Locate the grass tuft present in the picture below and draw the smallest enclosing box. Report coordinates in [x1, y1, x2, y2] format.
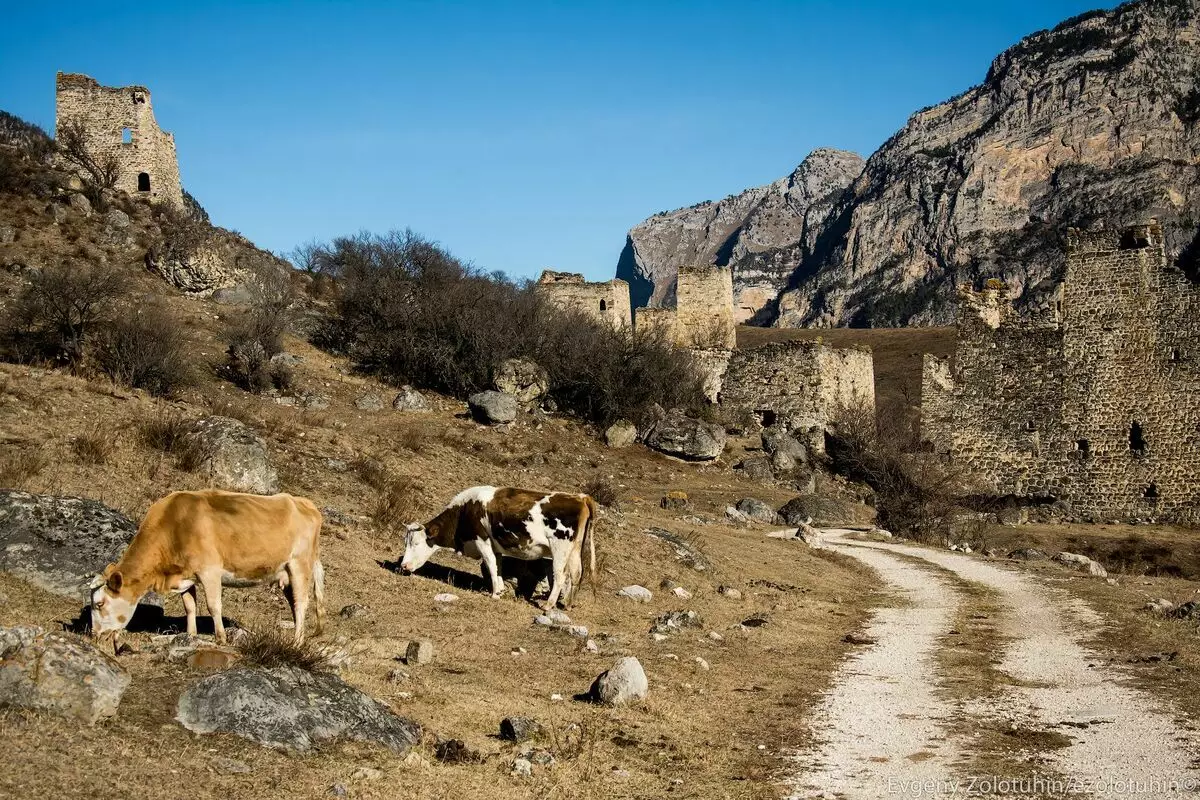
[234, 625, 334, 673]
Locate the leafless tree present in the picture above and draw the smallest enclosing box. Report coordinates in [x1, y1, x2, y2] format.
[56, 119, 120, 206]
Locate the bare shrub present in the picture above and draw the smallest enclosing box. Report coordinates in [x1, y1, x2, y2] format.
[55, 119, 120, 210]
[826, 401, 965, 540]
[71, 426, 117, 465]
[372, 476, 419, 533]
[352, 456, 389, 490]
[4, 261, 129, 366]
[396, 422, 432, 453]
[139, 411, 209, 472]
[0, 447, 48, 488]
[224, 271, 294, 394]
[583, 476, 619, 508]
[95, 306, 191, 397]
[235, 625, 333, 672]
[310, 229, 707, 426]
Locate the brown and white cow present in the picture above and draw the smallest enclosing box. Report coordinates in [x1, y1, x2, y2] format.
[89, 489, 325, 644]
[400, 486, 598, 609]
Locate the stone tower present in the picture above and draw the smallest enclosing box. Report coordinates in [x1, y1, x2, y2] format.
[535, 271, 632, 330]
[55, 72, 184, 208]
[675, 265, 736, 349]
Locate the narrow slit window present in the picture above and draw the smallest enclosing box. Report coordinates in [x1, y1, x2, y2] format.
[600, 299, 607, 311]
[121, 128, 132, 144]
[1129, 421, 1146, 455]
[1076, 439, 1090, 456]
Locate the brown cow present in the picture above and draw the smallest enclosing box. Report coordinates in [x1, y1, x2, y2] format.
[89, 490, 325, 644]
[400, 486, 598, 609]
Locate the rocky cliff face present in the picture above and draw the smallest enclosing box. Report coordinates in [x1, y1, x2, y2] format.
[620, 0, 1200, 328]
[615, 148, 864, 321]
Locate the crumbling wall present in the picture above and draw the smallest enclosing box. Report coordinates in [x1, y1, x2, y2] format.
[920, 223, 1200, 523]
[721, 340, 875, 431]
[633, 307, 678, 340]
[55, 72, 184, 208]
[535, 271, 631, 330]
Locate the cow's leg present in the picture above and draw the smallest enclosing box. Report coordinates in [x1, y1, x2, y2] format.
[198, 571, 227, 644]
[180, 584, 198, 636]
[285, 559, 310, 644]
[564, 544, 584, 607]
[477, 540, 505, 599]
[543, 543, 571, 610]
[312, 560, 326, 636]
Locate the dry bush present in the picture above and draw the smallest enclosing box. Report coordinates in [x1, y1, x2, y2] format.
[224, 272, 294, 394]
[352, 456, 389, 490]
[139, 411, 209, 472]
[583, 476, 619, 508]
[71, 426, 117, 465]
[95, 306, 191, 397]
[310, 229, 708, 426]
[3, 260, 130, 366]
[0, 447, 48, 488]
[825, 401, 965, 540]
[372, 476, 419, 533]
[396, 421, 432, 453]
[235, 625, 333, 672]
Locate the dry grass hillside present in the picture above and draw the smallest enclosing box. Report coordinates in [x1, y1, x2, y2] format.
[0, 181, 880, 799]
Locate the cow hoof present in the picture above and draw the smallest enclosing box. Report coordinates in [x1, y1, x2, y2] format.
[491, 592, 504, 600]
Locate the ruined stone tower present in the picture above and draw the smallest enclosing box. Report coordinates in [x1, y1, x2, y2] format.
[675, 266, 736, 349]
[921, 222, 1200, 523]
[55, 72, 184, 208]
[535, 271, 632, 330]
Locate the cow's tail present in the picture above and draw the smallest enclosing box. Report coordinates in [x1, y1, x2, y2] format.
[584, 495, 600, 594]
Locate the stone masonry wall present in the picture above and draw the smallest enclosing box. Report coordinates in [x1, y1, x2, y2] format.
[535, 271, 631, 331]
[721, 340, 875, 432]
[920, 223, 1200, 523]
[55, 73, 184, 208]
[675, 266, 736, 349]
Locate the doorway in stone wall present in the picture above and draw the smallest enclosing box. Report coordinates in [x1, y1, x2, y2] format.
[137, 172, 150, 192]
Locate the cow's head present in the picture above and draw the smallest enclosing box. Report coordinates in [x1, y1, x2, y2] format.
[88, 564, 141, 637]
[399, 523, 437, 574]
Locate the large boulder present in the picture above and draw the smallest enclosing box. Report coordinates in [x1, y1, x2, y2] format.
[604, 420, 638, 449]
[185, 416, 278, 495]
[589, 656, 648, 707]
[1053, 552, 1108, 578]
[0, 626, 130, 723]
[778, 495, 866, 527]
[492, 358, 549, 408]
[176, 666, 422, 753]
[391, 386, 429, 412]
[642, 409, 726, 461]
[145, 243, 243, 294]
[735, 497, 782, 525]
[0, 490, 136, 600]
[761, 426, 807, 464]
[468, 391, 518, 424]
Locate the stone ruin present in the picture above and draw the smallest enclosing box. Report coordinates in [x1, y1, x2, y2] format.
[632, 265, 737, 350]
[535, 270, 632, 331]
[55, 72, 184, 208]
[922, 222, 1200, 524]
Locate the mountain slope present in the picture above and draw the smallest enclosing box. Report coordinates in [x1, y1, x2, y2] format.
[615, 148, 864, 321]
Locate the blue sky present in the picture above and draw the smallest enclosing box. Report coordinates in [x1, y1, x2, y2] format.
[1, 0, 1106, 281]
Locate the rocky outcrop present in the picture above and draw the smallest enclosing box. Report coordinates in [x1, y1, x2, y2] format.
[145, 227, 290, 296]
[616, 149, 864, 320]
[619, 0, 1200, 328]
[0, 625, 131, 723]
[185, 416, 278, 495]
[641, 408, 726, 460]
[177, 667, 421, 753]
[0, 490, 137, 600]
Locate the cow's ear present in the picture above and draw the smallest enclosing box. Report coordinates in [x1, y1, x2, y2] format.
[106, 570, 123, 593]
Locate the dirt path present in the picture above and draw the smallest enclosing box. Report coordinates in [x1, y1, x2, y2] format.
[788, 530, 1200, 799]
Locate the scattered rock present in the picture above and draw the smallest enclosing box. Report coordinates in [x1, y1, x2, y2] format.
[0, 490, 145, 600]
[642, 409, 726, 461]
[434, 593, 459, 604]
[761, 427, 807, 463]
[352, 767, 383, 782]
[468, 390, 518, 424]
[339, 604, 369, 619]
[511, 757, 533, 777]
[718, 586, 742, 600]
[435, 738, 482, 764]
[651, 610, 701, 635]
[500, 716, 543, 743]
[104, 208, 130, 229]
[725, 506, 749, 524]
[176, 666, 421, 752]
[392, 386, 429, 412]
[1053, 552, 1108, 578]
[0, 225, 16, 244]
[777, 495, 864, 527]
[354, 393, 384, 411]
[604, 420, 638, 448]
[0, 626, 130, 724]
[617, 585, 653, 603]
[329, 784, 347, 797]
[672, 586, 692, 600]
[212, 757, 252, 775]
[590, 656, 648, 707]
[302, 394, 330, 410]
[493, 358, 549, 407]
[735, 456, 775, 482]
[1169, 601, 1200, 621]
[843, 632, 878, 645]
[567, 625, 589, 639]
[184, 416, 279, 495]
[660, 491, 690, 511]
[405, 639, 435, 665]
[1008, 548, 1048, 561]
[1145, 598, 1175, 615]
[734, 498, 782, 524]
[693, 656, 710, 670]
[67, 192, 92, 216]
[708, 631, 725, 642]
[270, 352, 304, 367]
